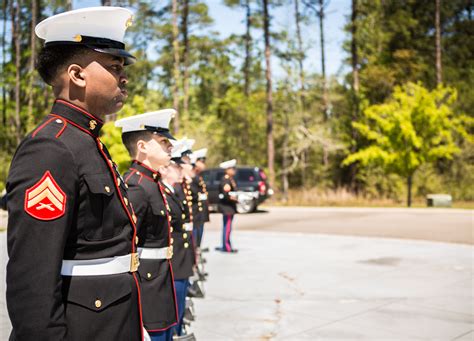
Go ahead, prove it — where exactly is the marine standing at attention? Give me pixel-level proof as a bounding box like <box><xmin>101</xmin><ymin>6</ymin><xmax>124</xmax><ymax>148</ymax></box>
<box><xmin>217</xmin><ymin>159</ymin><xmax>239</xmax><ymax>253</ymax></box>
<box><xmin>6</xmin><ymin>7</ymin><xmax>144</xmax><ymax>340</ymax></box>
<box><xmin>117</xmin><ymin>110</ymin><xmax>179</xmax><ymax>341</ymax></box>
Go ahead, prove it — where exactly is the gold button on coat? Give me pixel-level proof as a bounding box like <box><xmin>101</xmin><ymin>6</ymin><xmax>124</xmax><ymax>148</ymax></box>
<box><xmin>170</xmin><ymin>238</ymin><xmax>174</xmax><ymax>244</ymax></box>
<box><xmin>183</xmin><ymin>233</ymin><xmax>188</xmax><ymax>239</ymax></box>
<box><xmin>184</xmin><ymin>242</ymin><xmax>189</xmax><ymax>248</ymax></box>
<box><xmin>182</xmin><ymin>213</ymin><xmax>186</xmax><ymax>219</ymax></box>
<box><xmin>95</xmin><ymin>299</ymin><xmax>102</xmax><ymax>308</ymax></box>
<box><xmin>132</xmin><ymin>214</ymin><xmax>137</xmax><ymax>223</ymax></box>
<box><xmin>147</xmin><ymin>273</ymin><xmax>152</xmax><ymax>279</ymax></box>
<box><xmin>135</xmin><ymin>236</ymin><xmax>139</xmax><ymax>244</ymax></box>
<box><xmin>104</xmin><ymin>186</ymin><xmax>110</xmax><ymax>193</ymax></box>
<box><xmin>124</xmin><ymin>197</ymin><xmax>129</xmax><ymax>206</ymax></box>
<box><xmin>170</xmin><ymin>227</ymin><xmax>174</xmax><ymax>232</ymax></box>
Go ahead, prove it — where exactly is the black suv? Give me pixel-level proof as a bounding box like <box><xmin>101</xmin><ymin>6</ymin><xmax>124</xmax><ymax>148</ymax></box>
<box><xmin>200</xmin><ymin>166</ymin><xmax>273</xmax><ymax>213</ymax></box>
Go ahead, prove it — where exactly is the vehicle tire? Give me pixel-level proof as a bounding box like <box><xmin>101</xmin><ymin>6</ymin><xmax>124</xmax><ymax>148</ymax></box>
<box><xmin>237</xmin><ymin>198</ymin><xmax>256</xmax><ymax>214</ymax></box>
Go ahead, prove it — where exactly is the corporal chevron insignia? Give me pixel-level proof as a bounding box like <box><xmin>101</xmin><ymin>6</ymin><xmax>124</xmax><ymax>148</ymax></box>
<box><xmin>24</xmin><ymin>171</ymin><xmax>66</xmax><ymax>220</ymax></box>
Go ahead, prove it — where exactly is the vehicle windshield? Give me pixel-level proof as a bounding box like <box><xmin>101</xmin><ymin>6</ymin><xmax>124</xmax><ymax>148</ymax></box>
<box><xmin>236</xmin><ymin>169</ymin><xmax>258</xmax><ymax>182</ymax></box>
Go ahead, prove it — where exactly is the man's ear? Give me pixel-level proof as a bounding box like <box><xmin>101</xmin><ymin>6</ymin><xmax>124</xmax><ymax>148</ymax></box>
<box><xmin>67</xmin><ymin>64</ymin><xmax>86</xmax><ymax>88</ymax></box>
<box><xmin>136</xmin><ymin>140</ymin><xmax>148</xmax><ymax>155</ymax></box>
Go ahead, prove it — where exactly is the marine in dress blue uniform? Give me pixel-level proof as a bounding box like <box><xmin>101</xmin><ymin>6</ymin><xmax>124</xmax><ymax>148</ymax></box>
<box><xmin>217</xmin><ymin>159</ymin><xmax>238</xmax><ymax>253</ymax></box>
<box><xmin>189</xmin><ymin>149</ymin><xmax>210</xmax><ymax>249</ymax></box>
<box><xmin>6</xmin><ymin>7</ymin><xmax>144</xmax><ymax>341</ymax></box>
<box><xmin>160</xmin><ymin>158</ymin><xmax>195</xmax><ymax>339</ymax></box>
<box><xmin>116</xmin><ymin>110</ymin><xmax>179</xmax><ymax>341</ymax></box>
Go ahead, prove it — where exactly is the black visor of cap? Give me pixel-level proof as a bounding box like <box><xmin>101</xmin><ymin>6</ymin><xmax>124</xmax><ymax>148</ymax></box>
<box><xmin>181</xmin><ymin>150</ymin><xmax>192</xmax><ymax>156</ymax></box>
<box><xmin>45</xmin><ymin>35</ymin><xmax>136</xmax><ymax>65</ymax></box>
<box><xmin>90</xmin><ymin>47</ymin><xmax>136</xmax><ymax>65</ymax></box>
<box><xmin>144</xmin><ymin>125</ymin><xmax>176</xmax><ymax>140</ymax></box>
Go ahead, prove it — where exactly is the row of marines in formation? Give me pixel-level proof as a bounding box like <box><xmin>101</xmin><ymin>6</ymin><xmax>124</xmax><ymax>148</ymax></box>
<box><xmin>5</xmin><ymin>6</ymin><xmax>239</xmax><ymax>341</ymax></box>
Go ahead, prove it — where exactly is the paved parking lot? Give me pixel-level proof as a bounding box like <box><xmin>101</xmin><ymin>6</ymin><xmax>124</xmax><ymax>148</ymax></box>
<box><xmin>191</xmin><ymin>230</ymin><xmax>473</xmax><ymax>340</ymax></box>
<box><xmin>1</xmin><ymin>207</ymin><xmax>472</xmax><ymax>339</ymax></box>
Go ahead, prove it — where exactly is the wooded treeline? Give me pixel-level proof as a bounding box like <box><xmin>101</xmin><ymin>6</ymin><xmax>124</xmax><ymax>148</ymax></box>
<box><xmin>0</xmin><ymin>0</ymin><xmax>473</xmax><ymax>206</ymax></box>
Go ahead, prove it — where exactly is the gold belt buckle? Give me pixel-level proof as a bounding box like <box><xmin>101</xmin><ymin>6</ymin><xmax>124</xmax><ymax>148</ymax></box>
<box><xmin>130</xmin><ymin>252</ymin><xmax>140</xmax><ymax>272</ymax></box>
<box><xmin>167</xmin><ymin>246</ymin><xmax>174</xmax><ymax>259</ymax></box>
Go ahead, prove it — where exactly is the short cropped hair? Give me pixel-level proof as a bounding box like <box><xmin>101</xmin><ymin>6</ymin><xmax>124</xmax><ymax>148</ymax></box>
<box><xmin>36</xmin><ymin>45</ymin><xmax>92</xmax><ymax>85</ymax></box>
<box><xmin>122</xmin><ymin>131</ymin><xmax>155</xmax><ymax>157</ymax></box>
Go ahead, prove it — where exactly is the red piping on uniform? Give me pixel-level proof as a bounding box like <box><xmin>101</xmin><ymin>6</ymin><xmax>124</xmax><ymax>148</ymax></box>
<box><xmin>134</xmin><ymin>160</ymin><xmax>159</xmax><ymax>175</ymax></box>
<box><xmin>190</xmin><ymin>233</ymin><xmax>198</xmax><ymax>266</ymax></box>
<box><xmin>124</xmin><ymin>170</ymin><xmax>135</xmax><ymax>183</ymax></box>
<box><xmin>132</xmin><ymin>272</ymin><xmax>145</xmax><ymax>341</ymax></box>
<box><xmin>225</xmin><ymin>215</ymin><xmax>232</xmax><ymax>251</ymax></box>
<box><xmin>55</xmin><ymin>99</ymin><xmax>104</xmax><ymax>123</ymax></box>
<box><xmin>145</xmin><ymin>182</ymin><xmax>179</xmax><ymax>332</ymax></box>
<box><xmin>95</xmin><ymin>137</ymin><xmax>144</xmax><ymax>340</ymax></box>
<box><xmin>32</xmin><ymin>117</ymin><xmax>56</xmax><ymax>137</ymax></box>
<box><xmin>50</xmin><ymin>114</ymin><xmax>94</xmax><ymax>138</ymax></box>
<box><xmin>146</xmin><ymin>321</ymin><xmax>178</xmax><ymax>333</ymax></box>
<box><xmin>168</xmin><ymin>260</ymin><xmax>180</xmax><ymax>326</ymax></box>
<box><xmin>55</xmin><ymin>120</ymin><xmax>68</xmax><ymax>138</ymax></box>
<box><xmin>130</xmin><ymin>167</ymin><xmax>156</xmax><ymax>183</ymax></box>
<box><xmin>158</xmin><ymin>181</ymin><xmax>180</xmax><ymax>327</ymax></box>
<box><xmin>96</xmin><ymin>138</ymin><xmax>137</xmax><ymax>252</ymax></box>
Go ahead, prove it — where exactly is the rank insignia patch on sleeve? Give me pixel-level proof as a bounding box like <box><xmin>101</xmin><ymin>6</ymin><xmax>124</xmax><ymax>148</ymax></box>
<box><xmin>24</xmin><ymin>171</ymin><xmax>66</xmax><ymax>220</ymax></box>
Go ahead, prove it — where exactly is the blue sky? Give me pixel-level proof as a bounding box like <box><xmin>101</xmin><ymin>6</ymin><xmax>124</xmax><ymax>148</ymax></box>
<box><xmin>75</xmin><ymin>0</ymin><xmax>351</xmax><ymax>77</ymax></box>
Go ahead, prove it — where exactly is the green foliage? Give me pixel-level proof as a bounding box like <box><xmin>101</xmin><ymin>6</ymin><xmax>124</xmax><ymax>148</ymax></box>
<box><xmin>0</xmin><ymin>0</ymin><xmax>473</xmax><ymax>205</ymax></box>
<box><xmin>343</xmin><ymin>82</ymin><xmax>472</xmax><ymax>204</ymax></box>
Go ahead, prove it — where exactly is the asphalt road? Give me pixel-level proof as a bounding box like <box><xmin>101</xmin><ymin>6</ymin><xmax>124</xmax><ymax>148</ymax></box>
<box><xmin>1</xmin><ymin>207</ymin><xmax>472</xmax><ymax>339</ymax></box>
<box><xmin>1</xmin><ymin>207</ymin><xmax>472</xmax><ymax>244</ymax></box>
<box><xmin>205</xmin><ymin>206</ymin><xmax>474</xmax><ymax>245</ymax></box>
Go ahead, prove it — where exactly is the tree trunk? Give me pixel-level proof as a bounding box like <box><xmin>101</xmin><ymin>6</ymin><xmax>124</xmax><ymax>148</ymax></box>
<box><xmin>12</xmin><ymin>0</ymin><xmax>21</xmax><ymax>145</ymax></box>
<box><xmin>2</xmin><ymin>0</ymin><xmax>8</xmax><ymax>128</ymax></box>
<box><xmin>407</xmin><ymin>174</ymin><xmax>413</xmax><ymax>207</ymax></box>
<box><xmin>282</xmin><ymin>111</ymin><xmax>289</xmax><ymax>202</ymax></box>
<box><xmin>263</xmin><ymin>0</ymin><xmax>275</xmax><ymax>189</ymax></box>
<box><xmin>351</xmin><ymin>0</ymin><xmax>359</xmax><ymax>94</ymax></box>
<box><xmin>181</xmin><ymin>0</ymin><xmax>190</xmax><ymax>117</ymax></box>
<box><xmin>171</xmin><ymin>0</ymin><xmax>181</xmax><ymax>133</ymax></box>
<box><xmin>244</xmin><ymin>0</ymin><xmax>252</xmax><ymax>97</ymax></box>
<box><xmin>294</xmin><ymin>0</ymin><xmax>305</xmax><ymax>96</ymax></box>
<box><xmin>27</xmin><ymin>0</ymin><xmax>38</xmax><ymax>129</ymax></box>
<box><xmin>318</xmin><ymin>0</ymin><xmax>329</xmax><ymax>120</ymax></box>
<box><xmin>294</xmin><ymin>0</ymin><xmax>309</xmax><ymax>185</ymax></box>
<box><xmin>349</xmin><ymin>0</ymin><xmax>359</xmax><ymax>191</ymax></box>
<box><xmin>435</xmin><ymin>0</ymin><xmax>442</xmax><ymax>85</ymax></box>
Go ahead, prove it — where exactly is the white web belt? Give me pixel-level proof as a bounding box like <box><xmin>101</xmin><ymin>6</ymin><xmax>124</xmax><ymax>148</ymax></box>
<box><xmin>61</xmin><ymin>253</ymin><xmax>138</xmax><ymax>276</ymax></box>
<box><xmin>138</xmin><ymin>246</ymin><xmax>173</xmax><ymax>260</ymax></box>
